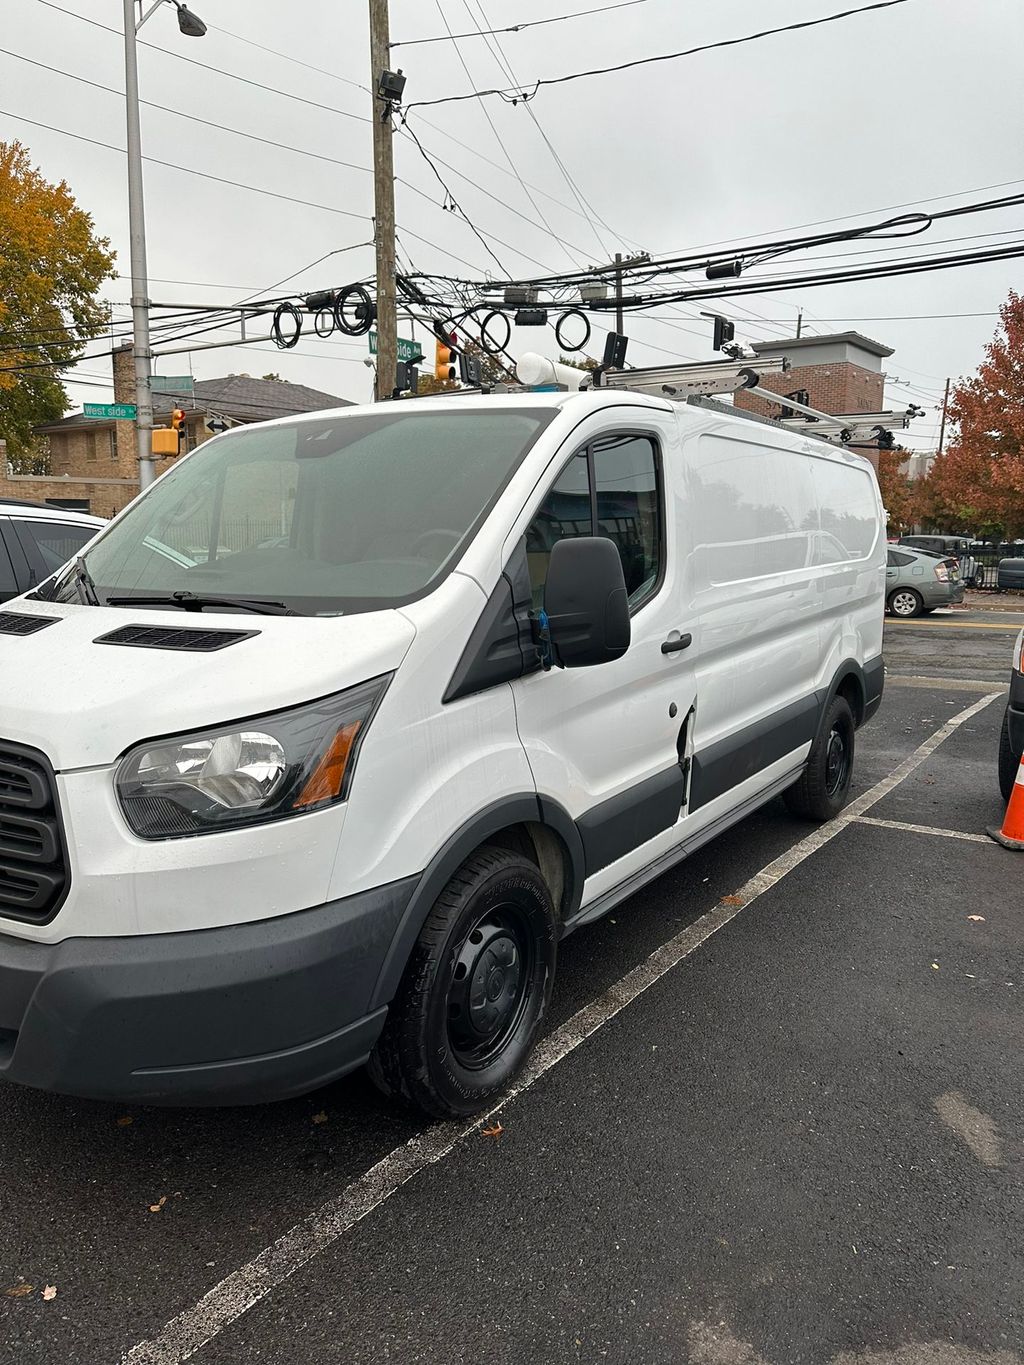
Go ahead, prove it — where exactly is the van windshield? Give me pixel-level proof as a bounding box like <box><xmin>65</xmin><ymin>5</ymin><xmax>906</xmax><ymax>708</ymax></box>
<box><xmin>59</xmin><ymin>408</ymin><xmax>552</xmax><ymax>615</ymax></box>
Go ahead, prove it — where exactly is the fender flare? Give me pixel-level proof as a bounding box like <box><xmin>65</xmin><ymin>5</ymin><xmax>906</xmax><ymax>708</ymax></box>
<box><xmin>816</xmin><ymin>658</ymin><xmax>868</xmax><ymax>737</ymax></box>
<box><xmin>368</xmin><ymin>793</ymin><xmax>585</xmax><ymax>1011</ymax></box>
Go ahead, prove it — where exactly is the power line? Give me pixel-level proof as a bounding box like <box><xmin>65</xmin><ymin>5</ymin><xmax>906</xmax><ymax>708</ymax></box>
<box><xmin>8</xmin><ymin>30</ymin><xmax>591</xmax><ymax>278</ymax></box>
<box><xmin>392</xmin><ymin>0</ymin><xmax>653</xmax><ymax>46</ymax></box>
<box><xmin>406</xmin><ymin>0</ymin><xmax>917</xmax><ymax>108</ymax></box>
<box><xmin>31</xmin><ymin>0</ymin><xmax>371</xmax><ymax>125</ymax></box>
<box><xmin>464</xmin><ymin>0</ymin><xmax>614</xmax><ymax>258</ymax></box>
<box><xmin>428</xmin><ymin>0</ymin><xmax>574</xmax><ymax>271</ymax></box>
<box><xmin>0</xmin><ymin>107</ymin><xmax>372</xmax><ymax>223</ymax></box>
<box><xmin>29</xmin><ymin>0</ymin><xmax>632</xmax><ymax>243</ymax></box>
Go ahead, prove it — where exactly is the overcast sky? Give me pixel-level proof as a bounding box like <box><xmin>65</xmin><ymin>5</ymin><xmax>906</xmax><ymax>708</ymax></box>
<box><xmin>6</xmin><ymin>0</ymin><xmax>1024</xmax><ymax>449</ymax></box>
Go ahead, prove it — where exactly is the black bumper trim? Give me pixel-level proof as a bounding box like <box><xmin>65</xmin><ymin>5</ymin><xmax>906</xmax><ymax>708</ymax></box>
<box><xmin>0</xmin><ymin>876</ymin><xmax>417</xmax><ymax>1105</ymax></box>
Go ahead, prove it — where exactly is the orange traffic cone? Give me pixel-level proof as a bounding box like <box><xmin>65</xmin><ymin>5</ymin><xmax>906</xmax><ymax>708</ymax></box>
<box><xmin>989</xmin><ymin>751</ymin><xmax>1024</xmax><ymax>849</ymax></box>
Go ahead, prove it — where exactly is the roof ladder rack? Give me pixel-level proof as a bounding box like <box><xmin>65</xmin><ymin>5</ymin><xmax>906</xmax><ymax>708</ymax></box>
<box><xmin>591</xmin><ymin>356</ymin><xmax>790</xmax><ymax>398</ymax></box>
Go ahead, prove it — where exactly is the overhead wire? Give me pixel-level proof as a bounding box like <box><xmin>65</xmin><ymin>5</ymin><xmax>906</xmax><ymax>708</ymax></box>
<box><xmin>463</xmin><ymin>0</ymin><xmax>614</xmax><ymax>258</ymax></box>
<box><xmin>426</xmin><ymin>0</ymin><xmax>577</xmax><ymax>270</ymax></box>
<box><xmin>406</xmin><ymin>0</ymin><xmax>917</xmax><ymax>108</ymax></box>
<box><xmin>392</xmin><ymin>0</ymin><xmax>655</xmax><ymax>46</ymax></box>
<box><xmin>0</xmin><ymin>107</ymin><xmax>373</xmax><ymax>223</ymax></box>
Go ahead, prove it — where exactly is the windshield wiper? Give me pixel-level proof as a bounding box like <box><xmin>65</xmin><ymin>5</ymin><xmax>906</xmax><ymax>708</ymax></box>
<box><xmin>103</xmin><ymin>590</ymin><xmax>296</xmax><ymax>616</ymax></box>
<box><xmin>73</xmin><ymin>556</ymin><xmax>100</xmax><ymax>606</ymax></box>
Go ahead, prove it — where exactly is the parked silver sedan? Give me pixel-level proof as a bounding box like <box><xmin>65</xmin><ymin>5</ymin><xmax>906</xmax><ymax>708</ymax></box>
<box><xmin>886</xmin><ymin>545</ymin><xmax>965</xmax><ymax>617</ymax></box>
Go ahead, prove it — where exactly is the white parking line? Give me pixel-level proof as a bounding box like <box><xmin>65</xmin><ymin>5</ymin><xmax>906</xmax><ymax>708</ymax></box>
<box><xmin>855</xmin><ymin>815</ymin><xmax>996</xmax><ymax>845</ymax></box>
<box><xmin>121</xmin><ymin>691</ymin><xmax>1001</xmax><ymax>1365</ymax></box>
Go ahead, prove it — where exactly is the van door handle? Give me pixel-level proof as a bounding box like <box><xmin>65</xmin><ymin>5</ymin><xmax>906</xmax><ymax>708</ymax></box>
<box><xmin>661</xmin><ymin>633</ymin><xmax>692</xmax><ymax>654</ymax></box>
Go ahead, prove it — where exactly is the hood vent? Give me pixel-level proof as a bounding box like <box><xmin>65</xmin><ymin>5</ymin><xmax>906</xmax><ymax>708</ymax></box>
<box><xmin>94</xmin><ymin>624</ymin><xmax>259</xmax><ymax>652</ymax></box>
<box><xmin>0</xmin><ymin>612</ymin><xmax>59</xmax><ymax>636</ymax></box>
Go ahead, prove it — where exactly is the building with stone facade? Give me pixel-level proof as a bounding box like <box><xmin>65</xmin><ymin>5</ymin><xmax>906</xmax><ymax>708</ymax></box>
<box><xmin>0</xmin><ymin>343</ymin><xmax>352</xmax><ymax>519</ymax></box>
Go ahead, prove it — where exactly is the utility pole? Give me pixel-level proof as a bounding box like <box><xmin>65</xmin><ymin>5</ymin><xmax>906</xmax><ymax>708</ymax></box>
<box><xmin>937</xmin><ymin>376</ymin><xmax>951</xmax><ymax>455</ymax></box>
<box><xmin>123</xmin><ymin>0</ymin><xmax>155</xmax><ymax>488</ymax></box>
<box><xmin>796</xmin><ymin>309</ymin><xmax>803</xmax><ymax>339</ymax></box>
<box><xmin>369</xmin><ymin>0</ymin><xmax>397</xmax><ymax>402</ymax></box>
<box><xmin>614</xmin><ymin>252</ymin><xmax>624</xmax><ymax>336</ymax></box>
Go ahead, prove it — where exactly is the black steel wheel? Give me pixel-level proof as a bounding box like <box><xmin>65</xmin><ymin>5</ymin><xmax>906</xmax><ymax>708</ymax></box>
<box><xmin>368</xmin><ymin>846</ymin><xmax>557</xmax><ymax>1118</ymax></box>
<box><xmin>784</xmin><ymin>694</ymin><xmax>856</xmax><ymax>822</ymax></box>
<box><xmin>998</xmin><ymin>705</ymin><xmax>1021</xmax><ymax>804</ymax></box>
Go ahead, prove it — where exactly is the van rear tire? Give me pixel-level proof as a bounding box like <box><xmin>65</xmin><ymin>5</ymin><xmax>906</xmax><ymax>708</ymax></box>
<box><xmin>998</xmin><ymin>706</ymin><xmax>1020</xmax><ymax>804</ymax></box>
<box><xmin>367</xmin><ymin>847</ymin><xmax>557</xmax><ymax>1119</ymax></box>
<box><xmin>784</xmin><ymin>695</ymin><xmax>855</xmax><ymax>822</ymax></box>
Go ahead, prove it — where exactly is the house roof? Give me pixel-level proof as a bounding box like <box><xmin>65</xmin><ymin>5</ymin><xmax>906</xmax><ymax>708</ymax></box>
<box><xmin>749</xmin><ymin>331</ymin><xmax>894</xmax><ymax>359</ymax></box>
<box><xmin>34</xmin><ymin>374</ymin><xmax>353</xmax><ymax>433</ymax></box>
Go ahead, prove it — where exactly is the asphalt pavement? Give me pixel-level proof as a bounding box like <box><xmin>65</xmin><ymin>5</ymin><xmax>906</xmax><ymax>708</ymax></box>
<box><xmin>1</xmin><ymin>605</ymin><xmax>1022</xmax><ymax>1365</ymax></box>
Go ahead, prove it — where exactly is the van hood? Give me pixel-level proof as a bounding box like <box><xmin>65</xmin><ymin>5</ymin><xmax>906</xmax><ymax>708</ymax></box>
<box><xmin>0</xmin><ymin>602</ymin><xmax>416</xmax><ymax>768</ymax></box>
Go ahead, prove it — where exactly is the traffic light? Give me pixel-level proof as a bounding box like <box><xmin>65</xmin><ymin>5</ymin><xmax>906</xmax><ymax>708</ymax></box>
<box><xmin>170</xmin><ymin>407</ymin><xmax>186</xmax><ymax>452</ymax></box>
<box><xmin>435</xmin><ymin>334</ymin><xmax>457</xmax><ymax>383</ymax></box>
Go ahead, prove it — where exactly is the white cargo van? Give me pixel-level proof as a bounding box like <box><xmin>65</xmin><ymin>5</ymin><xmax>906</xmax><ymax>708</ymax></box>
<box><xmin>0</xmin><ymin>388</ymin><xmax>884</xmax><ymax>1116</ymax></box>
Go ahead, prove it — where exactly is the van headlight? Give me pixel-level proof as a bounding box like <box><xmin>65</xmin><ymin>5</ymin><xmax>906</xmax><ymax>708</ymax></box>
<box><xmin>115</xmin><ymin>676</ymin><xmax>391</xmax><ymax>839</ymax></box>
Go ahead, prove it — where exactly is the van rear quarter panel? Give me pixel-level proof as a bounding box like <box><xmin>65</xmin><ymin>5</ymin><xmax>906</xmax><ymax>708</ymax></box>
<box><xmin>682</xmin><ymin>419</ymin><xmax>884</xmax><ymax>766</ymax></box>
<box><xmin>683</xmin><ymin>419</ymin><xmax>824</xmax><ymax>765</ymax></box>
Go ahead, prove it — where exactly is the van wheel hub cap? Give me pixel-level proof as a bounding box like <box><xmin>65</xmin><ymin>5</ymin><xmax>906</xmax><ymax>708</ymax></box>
<box><xmin>447</xmin><ymin>913</ymin><xmax>530</xmax><ymax>1068</ymax></box>
<box><xmin>825</xmin><ymin>727</ymin><xmax>849</xmax><ymax>797</ymax></box>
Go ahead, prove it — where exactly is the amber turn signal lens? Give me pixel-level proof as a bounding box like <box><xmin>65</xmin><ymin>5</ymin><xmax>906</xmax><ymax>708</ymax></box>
<box><xmin>292</xmin><ymin>722</ymin><xmax>361</xmax><ymax>808</ymax></box>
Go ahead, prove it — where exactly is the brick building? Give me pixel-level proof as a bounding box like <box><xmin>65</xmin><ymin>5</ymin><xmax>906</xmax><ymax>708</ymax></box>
<box><xmin>0</xmin><ymin>344</ymin><xmax>352</xmax><ymax>518</ymax></box>
<box><xmin>734</xmin><ymin>331</ymin><xmax>893</xmax><ymax>421</ymax></box>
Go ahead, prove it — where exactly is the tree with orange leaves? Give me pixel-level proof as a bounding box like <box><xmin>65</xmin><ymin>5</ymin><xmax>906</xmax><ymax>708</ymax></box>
<box><xmin>875</xmin><ymin>446</ymin><xmax>918</xmax><ymax>535</ymax></box>
<box><xmin>0</xmin><ymin>142</ymin><xmax>116</xmax><ymax>469</ymax></box>
<box><xmin>919</xmin><ymin>291</ymin><xmax>1024</xmax><ymax>538</ymax></box>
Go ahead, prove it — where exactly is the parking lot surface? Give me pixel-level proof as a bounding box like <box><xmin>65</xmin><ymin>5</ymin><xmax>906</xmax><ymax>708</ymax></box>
<box><xmin>2</xmin><ymin>613</ymin><xmax>1022</xmax><ymax>1365</ymax></box>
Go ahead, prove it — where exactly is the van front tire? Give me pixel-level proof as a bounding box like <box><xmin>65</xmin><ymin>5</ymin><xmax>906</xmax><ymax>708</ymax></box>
<box><xmin>784</xmin><ymin>695</ymin><xmax>855</xmax><ymax>822</ymax></box>
<box><xmin>368</xmin><ymin>847</ymin><xmax>557</xmax><ymax>1119</ymax></box>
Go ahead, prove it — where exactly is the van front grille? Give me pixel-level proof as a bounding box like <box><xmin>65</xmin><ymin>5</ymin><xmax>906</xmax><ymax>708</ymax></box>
<box><xmin>0</xmin><ymin>743</ymin><xmax>68</xmax><ymax>924</ymax></box>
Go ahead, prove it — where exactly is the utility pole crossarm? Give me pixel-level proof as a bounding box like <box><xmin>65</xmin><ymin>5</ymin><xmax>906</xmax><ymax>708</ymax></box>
<box><xmin>369</xmin><ymin>0</ymin><xmax>398</xmax><ymax>403</ymax></box>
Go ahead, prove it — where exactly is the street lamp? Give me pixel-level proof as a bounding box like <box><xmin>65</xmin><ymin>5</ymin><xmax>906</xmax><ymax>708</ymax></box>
<box><xmin>122</xmin><ymin>0</ymin><xmax>206</xmax><ymax>490</ymax></box>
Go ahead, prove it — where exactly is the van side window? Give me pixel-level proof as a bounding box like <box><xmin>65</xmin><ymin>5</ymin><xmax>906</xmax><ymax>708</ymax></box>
<box><xmin>525</xmin><ymin>435</ymin><xmax>663</xmax><ymax>610</ymax></box>
<box><xmin>594</xmin><ymin>434</ymin><xmax>661</xmax><ymax>605</ymax></box>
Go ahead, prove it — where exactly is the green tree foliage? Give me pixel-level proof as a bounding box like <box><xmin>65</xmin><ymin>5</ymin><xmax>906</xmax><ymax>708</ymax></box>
<box><xmin>0</xmin><ymin>141</ymin><xmax>116</xmax><ymax>470</ymax></box>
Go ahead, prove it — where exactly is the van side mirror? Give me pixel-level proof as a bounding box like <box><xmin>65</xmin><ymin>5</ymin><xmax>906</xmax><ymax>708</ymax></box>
<box><xmin>542</xmin><ymin>537</ymin><xmax>630</xmax><ymax>668</ymax></box>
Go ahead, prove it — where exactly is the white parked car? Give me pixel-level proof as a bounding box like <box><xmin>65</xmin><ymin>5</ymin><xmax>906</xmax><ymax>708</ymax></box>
<box><xmin>0</xmin><ymin>391</ymin><xmax>885</xmax><ymax>1115</ymax></box>
<box><xmin>0</xmin><ymin>500</ymin><xmax>104</xmax><ymax>602</ymax></box>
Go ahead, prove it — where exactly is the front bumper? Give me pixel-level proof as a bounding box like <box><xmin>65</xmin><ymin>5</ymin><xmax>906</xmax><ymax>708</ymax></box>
<box><xmin>0</xmin><ymin>877</ymin><xmax>416</xmax><ymax>1105</ymax></box>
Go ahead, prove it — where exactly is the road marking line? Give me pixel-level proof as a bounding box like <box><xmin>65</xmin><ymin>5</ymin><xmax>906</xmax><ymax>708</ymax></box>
<box><xmin>887</xmin><ymin>619</ymin><xmax>1020</xmax><ymax>631</ymax></box>
<box><xmin>121</xmin><ymin>690</ymin><xmax>1002</xmax><ymax>1365</ymax></box>
<box><xmin>887</xmin><ymin>676</ymin><xmax>1009</xmax><ymax>693</ymax></box>
<box><xmin>855</xmin><ymin>815</ymin><xmax>995</xmax><ymax>845</ymax></box>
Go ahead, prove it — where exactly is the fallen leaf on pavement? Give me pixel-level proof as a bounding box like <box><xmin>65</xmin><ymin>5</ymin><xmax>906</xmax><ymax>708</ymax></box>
<box><xmin>931</xmin><ymin>963</ymin><xmax>940</xmax><ymax>970</ymax></box>
<box><xmin>481</xmin><ymin>1122</ymin><xmax>504</xmax><ymax>1138</ymax></box>
<box><xmin>720</xmin><ymin>895</ymin><xmax>743</xmax><ymax>906</ymax></box>
<box><xmin>149</xmin><ymin>1196</ymin><xmax>167</xmax><ymax>1213</ymax></box>
<box><xmin>116</xmin><ymin>1115</ymin><xmax>133</xmax><ymax>1127</ymax></box>
<box><xmin>41</xmin><ymin>1286</ymin><xmax>57</xmax><ymax>1302</ymax></box>
<box><xmin>4</xmin><ymin>1284</ymin><xmax>33</xmax><ymax>1298</ymax></box>
<box><xmin>311</xmin><ymin>1111</ymin><xmax>328</xmax><ymax>1125</ymax></box>
<box><xmin>967</xmin><ymin>915</ymin><xmax>985</xmax><ymax>922</ymax></box>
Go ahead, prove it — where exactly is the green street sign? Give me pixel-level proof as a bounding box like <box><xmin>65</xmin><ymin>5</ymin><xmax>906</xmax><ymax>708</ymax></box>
<box><xmin>369</xmin><ymin>331</ymin><xmax>423</xmax><ymax>364</ymax></box>
<box><xmin>84</xmin><ymin>402</ymin><xmax>136</xmax><ymax>420</ymax></box>
<box><xmin>151</xmin><ymin>375</ymin><xmax>194</xmax><ymax>394</ymax></box>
